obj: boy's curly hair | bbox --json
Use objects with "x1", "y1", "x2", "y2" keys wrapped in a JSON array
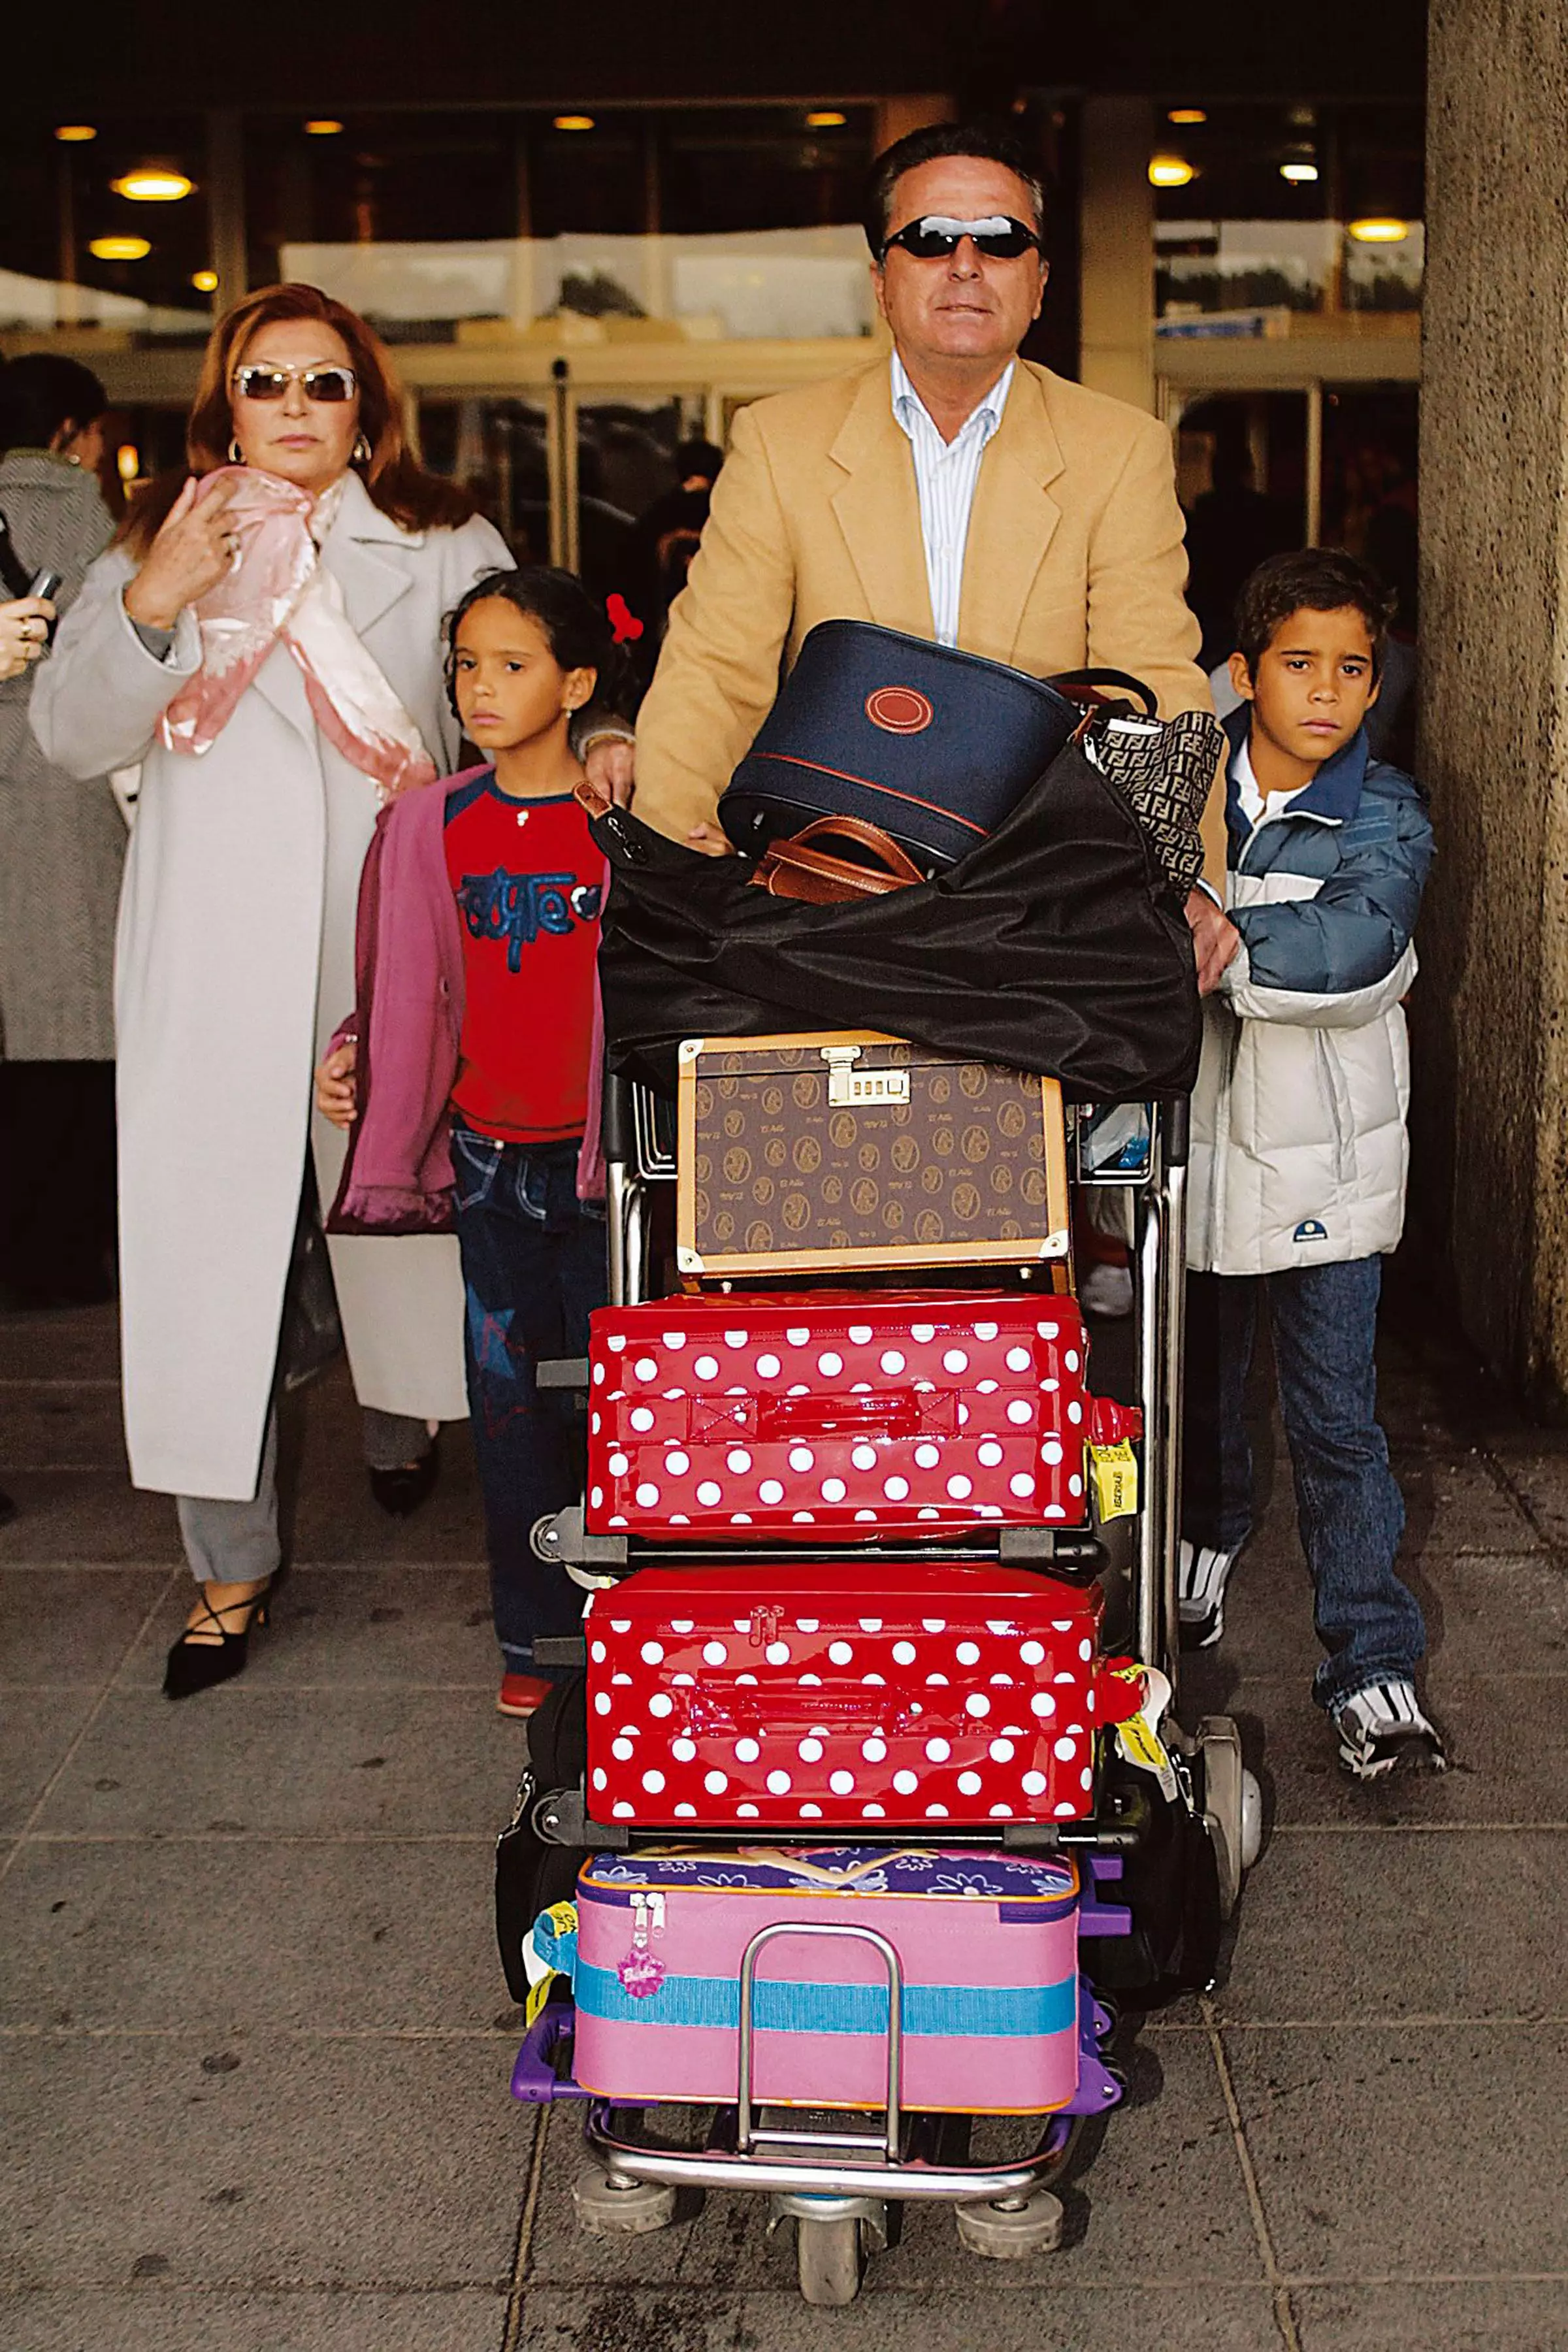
[{"x1": 1233, "y1": 547, "x2": 1399, "y2": 680}]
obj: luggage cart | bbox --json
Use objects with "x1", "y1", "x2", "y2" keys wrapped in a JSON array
[{"x1": 512, "y1": 1067, "x2": 1260, "y2": 2305}]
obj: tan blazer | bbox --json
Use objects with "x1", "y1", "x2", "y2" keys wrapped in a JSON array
[{"x1": 632, "y1": 355, "x2": 1216, "y2": 860}]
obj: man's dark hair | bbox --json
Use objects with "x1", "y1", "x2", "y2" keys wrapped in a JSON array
[
  {"x1": 1233, "y1": 547, "x2": 1399, "y2": 679},
  {"x1": 863, "y1": 121, "x2": 1047, "y2": 256},
  {"x1": 0, "y1": 353, "x2": 106, "y2": 456}
]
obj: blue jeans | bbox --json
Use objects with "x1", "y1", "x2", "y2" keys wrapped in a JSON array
[
  {"x1": 1181, "y1": 1258, "x2": 1426, "y2": 1711},
  {"x1": 451, "y1": 1125, "x2": 607, "y2": 1675}
]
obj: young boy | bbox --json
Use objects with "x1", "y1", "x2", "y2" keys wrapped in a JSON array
[{"x1": 1180, "y1": 547, "x2": 1445, "y2": 1782}]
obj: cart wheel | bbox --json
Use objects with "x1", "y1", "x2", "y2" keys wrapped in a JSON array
[
  {"x1": 571, "y1": 2165, "x2": 677, "y2": 2236},
  {"x1": 1196, "y1": 1715, "x2": 1256, "y2": 1919},
  {"x1": 796, "y1": 2215, "x2": 867, "y2": 2306},
  {"x1": 955, "y1": 2187, "x2": 1064, "y2": 2260}
]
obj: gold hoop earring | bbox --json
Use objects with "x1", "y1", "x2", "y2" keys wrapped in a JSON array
[
  {"x1": 353, "y1": 433, "x2": 371, "y2": 465},
  {"x1": 227, "y1": 438, "x2": 244, "y2": 465}
]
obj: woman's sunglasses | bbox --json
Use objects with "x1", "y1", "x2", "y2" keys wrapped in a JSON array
[
  {"x1": 879, "y1": 214, "x2": 1043, "y2": 263},
  {"x1": 231, "y1": 363, "x2": 359, "y2": 404}
]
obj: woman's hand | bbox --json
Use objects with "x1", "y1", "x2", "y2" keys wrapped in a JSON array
[
  {"x1": 315, "y1": 1037, "x2": 357, "y2": 1128},
  {"x1": 0, "y1": 597, "x2": 56, "y2": 681},
  {"x1": 123, "y1": 475, "x2": 241, "y2": 631}
]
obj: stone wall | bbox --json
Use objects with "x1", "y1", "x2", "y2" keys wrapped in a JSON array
[{"x1": 1416, "y1": 0, "x2": 1568, "y2": 1402}]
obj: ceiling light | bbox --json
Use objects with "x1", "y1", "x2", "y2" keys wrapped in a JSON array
[
  {"x1": 112, "y1": 167, "x2": 193, "y2": 202},
  {"x1": 806, "y1": 110, "x2": 847, "y2": 128},
  {"x1": 191, "y1": 269, "x2": 219, "y2": 292},
  {"x1": 89, "y1": 236, "x2": 151, "y2": 261},
  {"x1": 1348, "y1": 216, "x2": 1411, "y2": 243},
  {"x1": 54, "y1": 124, "x2": 97, "y2": 142},
  {"x1": 1148, "y1": 155, "x2": 1196, "y2": 189},
  {"x1": 304, "y1": 119, "x2": 344, "y2": 136},
  {"x1": 1281, "y1": 161, "x2": 1320, "y2": 183},
  {"x1": 1168, "y1": 108, "x2": 1207, "y2": 125},
  {"x1": 553, "y1": 114, "x2": 595, "y2": 131}
]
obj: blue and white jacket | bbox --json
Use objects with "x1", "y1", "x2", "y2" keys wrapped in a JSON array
[{"x1": 1187, "y1": 710, "x2": 1434, "y2": 1277}]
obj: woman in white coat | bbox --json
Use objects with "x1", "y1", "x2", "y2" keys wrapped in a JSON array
[{"x1": 33, "y1": 283, "x2": 511, "y2": 1696}]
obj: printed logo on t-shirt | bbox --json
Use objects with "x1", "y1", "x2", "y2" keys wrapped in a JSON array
[{"x1": 455, "y1": 868, "x2": 603, "y2": 973}]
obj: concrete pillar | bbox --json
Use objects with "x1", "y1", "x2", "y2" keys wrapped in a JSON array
[
  {"x1": 1078, "y1": 96, "x2": 1154, "y2": 414},
  {"x1": 1416, "y1": 0, "x2": 1568, "y2": 1402}
]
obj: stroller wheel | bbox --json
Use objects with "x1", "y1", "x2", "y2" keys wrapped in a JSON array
[
  {"x1": 796, "y1": 2214, "x2": 868, "y2": 2306},
  {"x1": 572, "y1": 2164, "x2": 676, "y2": 2236},
  {"x1": 955, "y1": 2187, "x2": 1064, "y2": 2260}
]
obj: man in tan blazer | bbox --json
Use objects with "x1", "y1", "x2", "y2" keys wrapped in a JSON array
[{"x1": 592, "y1": 122, "x2": 1236, "y2": 985}]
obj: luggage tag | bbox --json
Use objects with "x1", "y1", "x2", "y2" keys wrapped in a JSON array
[
  {"x1": 523, "y1": 1899, "x2": 579, "y2": 2025},
  {"x1": 1086, "y1": 1396, "x2": 1143, "y2": 1522},
  {"x1": 617, "y1": 1889, "x2": 668, "y2": 1998},
  {"x1": 1109, "y1": 1664, "x2": 1179, "y2": 1801}
]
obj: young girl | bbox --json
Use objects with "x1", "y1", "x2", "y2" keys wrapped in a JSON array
[{"x1": 316, "y1": 568, "x2": 621, "y2": 1718}]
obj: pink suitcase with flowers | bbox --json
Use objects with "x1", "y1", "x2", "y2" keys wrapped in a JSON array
[
  {"x1": 584, "y1": 1561, "x2": 1145, "y2": 1829},
  {"x1": 570, "y1": 1844, "x2": 1083, "y2": 2116},
  {"x1": 585, "y1": 1291, "x2": 1141, "y2": 1541}
]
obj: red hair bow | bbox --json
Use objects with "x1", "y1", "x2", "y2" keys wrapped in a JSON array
[{"x1": 606, "y1": 594, "x2": 644, "y2": 645}]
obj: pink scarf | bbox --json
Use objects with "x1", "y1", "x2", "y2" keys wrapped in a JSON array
[{"x1": 158, "y1": 468, "x2": 437, "y2": 800}]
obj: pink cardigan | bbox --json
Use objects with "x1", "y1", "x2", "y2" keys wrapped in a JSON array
[{"x1": 325, "y1": 764, "x2": 606, "y2": 1235}]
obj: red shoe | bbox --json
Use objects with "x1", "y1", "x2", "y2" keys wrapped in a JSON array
[{"x1": 497, "y1": 1671, "x2": 553, "y2": 1719}]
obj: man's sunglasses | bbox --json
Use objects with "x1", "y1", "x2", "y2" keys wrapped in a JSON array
[
  {"x1": 232, "y1": 363, "x2": 359, "y2": 404},
  {"x1": 879, "y1": 214, "x2": 1043, "y2": 264}
]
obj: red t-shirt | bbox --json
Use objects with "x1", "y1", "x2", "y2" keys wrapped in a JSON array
[{"x1": 443, "y1": 772, "x2": 601, "y2": 1144}]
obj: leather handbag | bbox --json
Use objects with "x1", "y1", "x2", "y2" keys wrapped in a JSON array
[
  {"x1": 749, "y1": 813, "x2": 924, "y2": 904},
  {"x1": 721, "y1": 619, "x2": 1149, "y2": 870}
]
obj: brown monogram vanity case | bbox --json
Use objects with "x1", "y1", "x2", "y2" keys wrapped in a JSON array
[{"x1": 674, "y1": 1031, "x2": 1070, "y2": 1281}]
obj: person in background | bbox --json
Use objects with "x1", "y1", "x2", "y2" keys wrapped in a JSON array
[
  {"x1": 32, "y1": 284, "x2": 512, "y2": 1697},
  {"x1": 0, "y1": 355, "x2": 121, "y2": 1309},
  {"x1": 619, "y1": 437, "x2": 725, "y2": 697},
  {"x1": 316, "y1": 569, "x2": 617, "y2": 1718},
  {"x1": 0, "y1": 578, "x2": 60, "y2": 1529},
  {"x1": 1182, "y1": 419, "x2": 1297, "y2": 674}
]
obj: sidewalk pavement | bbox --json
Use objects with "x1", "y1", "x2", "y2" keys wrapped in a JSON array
[{"x1": 2, "y1": 1289, "x2": 1567, "y2": 2351}]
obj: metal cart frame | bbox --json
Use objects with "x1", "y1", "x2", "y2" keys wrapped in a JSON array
[{"x1": 524, "y1": 1071, "x2": 1256, "y2": 2302}]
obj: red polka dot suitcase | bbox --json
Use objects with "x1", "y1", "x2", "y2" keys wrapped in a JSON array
[
  {"x1": 583, "y1": 1561, "x2": 1145, "y2": 1829},
  {"x1": 585, "y1": 1291, "x2": 1141, "y2": 1542}
]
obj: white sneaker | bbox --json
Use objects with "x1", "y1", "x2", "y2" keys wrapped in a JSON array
[
  {"x1": 1332, "y1": 1680, "x2": 1448, "y2": 1782},
  {"x1": 1079, "y1": 1261, "x2": 1134, "y2": 1320},
  {"x1": 1177, "y1": 1539, "x2": 1242, "y2": 1650}
]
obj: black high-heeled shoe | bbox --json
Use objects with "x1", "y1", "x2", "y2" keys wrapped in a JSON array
[
  {"x1": 163, "y1": 1582, "x2": 272, "y2": 1701},
  {"x1": 368, "y1": 1431, "x2": 441, "y2": 1518}
]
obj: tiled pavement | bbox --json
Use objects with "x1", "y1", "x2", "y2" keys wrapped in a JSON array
[{"x1": 3, "y1": 1286, "x2": 1567, "y2": 2351}]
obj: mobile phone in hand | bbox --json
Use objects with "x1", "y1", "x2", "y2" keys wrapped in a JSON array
[{"x1": 27, "y1": 569, "x2": 63, "y2": 644}]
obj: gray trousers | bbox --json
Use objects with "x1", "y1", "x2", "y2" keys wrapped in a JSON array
[{"x1": 176, "y1": 1405, "x2": 430, "y2": 1585}]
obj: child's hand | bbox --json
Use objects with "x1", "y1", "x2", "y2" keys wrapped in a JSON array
[
  {"x1": 316, "y1": 1037, "x2": 358, "y2": 1127},
  {"x1": 1184, "y1": 889, "x2": 1241, "y2": 995}
]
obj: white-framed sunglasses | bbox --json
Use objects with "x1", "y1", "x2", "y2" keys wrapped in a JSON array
[{"x1": 231, "y1": 362, "x2": 359, "y2": 404}]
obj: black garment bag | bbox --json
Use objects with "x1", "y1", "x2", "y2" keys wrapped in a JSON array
[{"x1": 593, "y1": 730, "x2": 1201, "y2": 1105}]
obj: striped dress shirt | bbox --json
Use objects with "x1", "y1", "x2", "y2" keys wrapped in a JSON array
[{"x1": 889, "y1": 350, "x2": 1016, "y2": 647}]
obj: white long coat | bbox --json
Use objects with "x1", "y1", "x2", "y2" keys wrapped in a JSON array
[{"x1": 32, "y1": 473, "x2": 511, "y2": 1498}]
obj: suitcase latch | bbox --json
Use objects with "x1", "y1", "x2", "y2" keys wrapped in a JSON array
[{"x1": 820, "y1": 1044, "x2": 909, "y2": 1108}]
